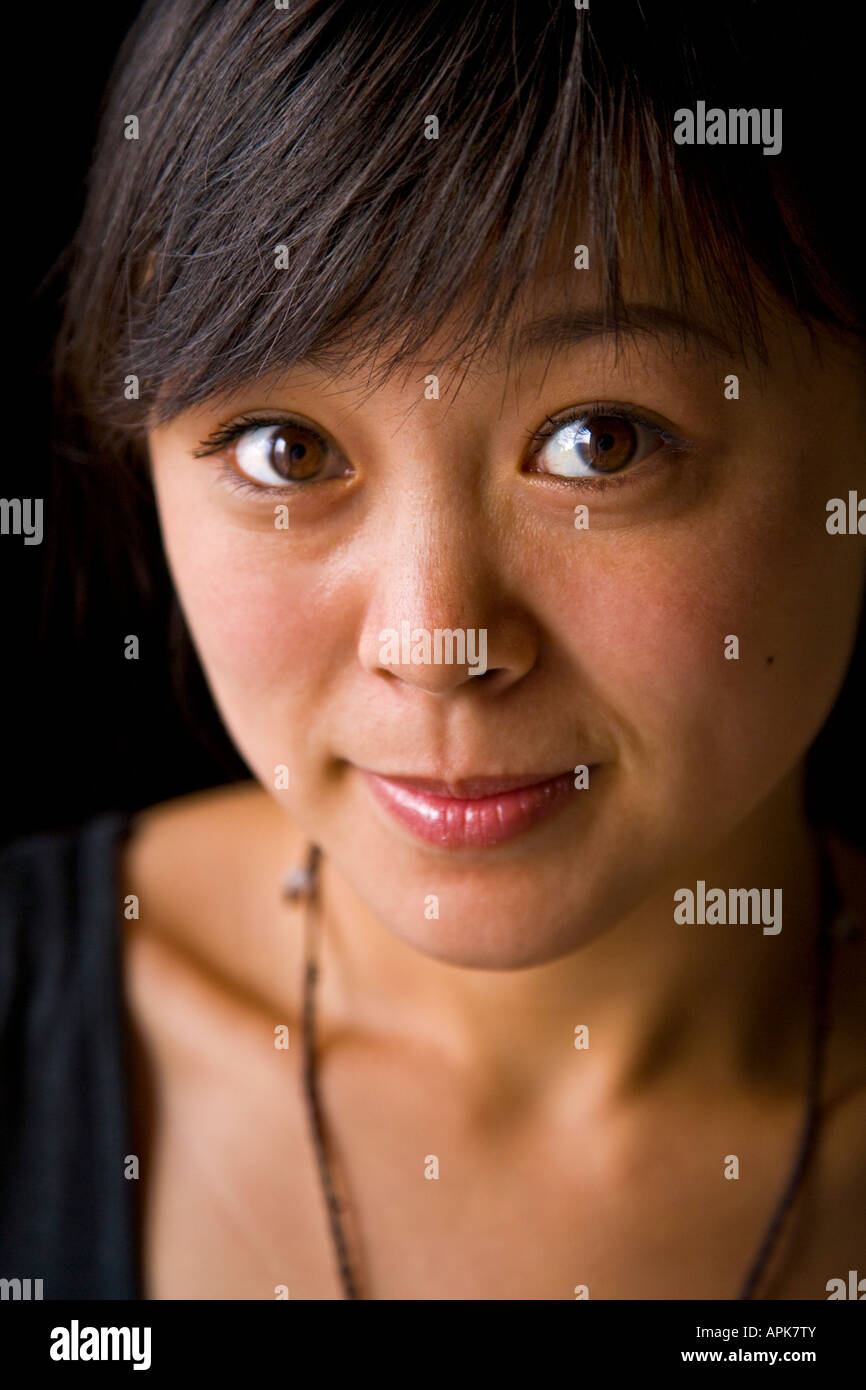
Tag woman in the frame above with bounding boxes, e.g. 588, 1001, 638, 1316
2, 0, 864, 1300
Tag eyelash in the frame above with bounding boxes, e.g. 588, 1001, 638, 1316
193, 412, 336, 499
523, 401, 692, 491
193, 402, 692, 500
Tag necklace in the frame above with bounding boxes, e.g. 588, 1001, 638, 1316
284, 835, 849, 1301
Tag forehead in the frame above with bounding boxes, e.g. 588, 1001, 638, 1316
153, 198, 807, 433
262, 228, 758, 398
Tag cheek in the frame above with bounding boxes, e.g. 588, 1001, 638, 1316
152, 475, 350, 766
539, 493, 864, 825
163, 527, 306, 680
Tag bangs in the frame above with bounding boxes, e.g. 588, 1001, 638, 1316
58, 0, 863, 434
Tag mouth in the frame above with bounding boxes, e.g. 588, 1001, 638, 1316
359, 768, 580, 849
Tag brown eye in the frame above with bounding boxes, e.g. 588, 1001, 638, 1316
580, 416, 637, 472
269, 427, 325, 481
530, 412, 668, 479
233, 423, 335, 486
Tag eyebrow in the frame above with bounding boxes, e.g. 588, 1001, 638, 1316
506, 304, 740, 364
279, 302, 743, 393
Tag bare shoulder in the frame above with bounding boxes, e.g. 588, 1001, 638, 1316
818, 831, 866, 1177
124, 777, 296, 869
118, 782, 318, 1288
123, 780, 305, 925
120, 780, 311, 1022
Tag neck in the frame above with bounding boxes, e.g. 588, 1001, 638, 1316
312, 769, 828, 1110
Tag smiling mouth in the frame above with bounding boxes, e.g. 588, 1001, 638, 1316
359, 768, 582, 849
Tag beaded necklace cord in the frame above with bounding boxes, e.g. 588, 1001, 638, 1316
282, 835, 853, 1301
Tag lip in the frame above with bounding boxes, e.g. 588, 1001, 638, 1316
360, 768, 579, 849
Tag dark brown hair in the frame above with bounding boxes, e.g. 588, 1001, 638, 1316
52, 0, 866, 838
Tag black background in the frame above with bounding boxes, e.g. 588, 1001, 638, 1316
4, 1, 246, 847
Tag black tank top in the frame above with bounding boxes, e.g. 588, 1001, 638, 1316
0, 809, 142, 1299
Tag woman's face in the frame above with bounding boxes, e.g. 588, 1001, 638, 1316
147, 251, 866, 969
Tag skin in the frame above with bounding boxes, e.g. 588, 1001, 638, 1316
121, 246, 866, 1299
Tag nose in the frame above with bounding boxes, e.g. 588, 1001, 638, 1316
358, 500, 538, 697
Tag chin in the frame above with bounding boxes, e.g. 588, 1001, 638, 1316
363, 880, 616, 971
